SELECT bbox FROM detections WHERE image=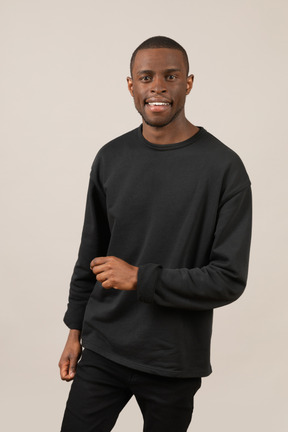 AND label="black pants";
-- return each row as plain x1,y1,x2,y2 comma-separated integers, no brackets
61,348,202,432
